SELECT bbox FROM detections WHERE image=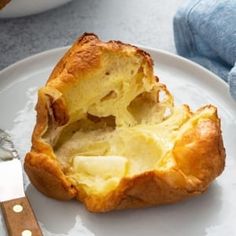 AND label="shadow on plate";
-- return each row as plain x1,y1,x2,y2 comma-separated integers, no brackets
26,184,92,235
26,182,223,236
81,183,223,236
